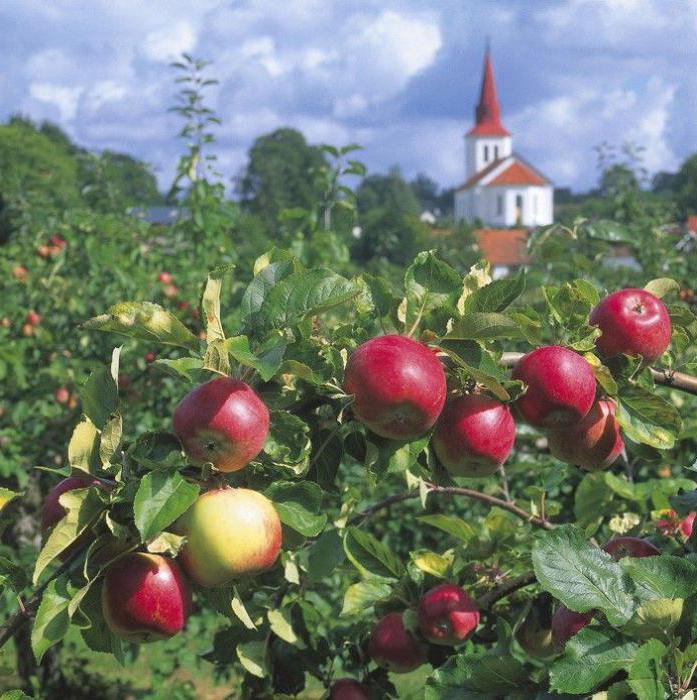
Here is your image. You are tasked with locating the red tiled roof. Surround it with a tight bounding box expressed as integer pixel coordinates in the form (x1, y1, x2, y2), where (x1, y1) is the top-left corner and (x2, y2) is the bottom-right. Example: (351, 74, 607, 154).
(466, 49, 510, 138)
(457, 158, 505, 190)
(488, 160, 548, 186)
(474, 228, 529, 266)
(687, 215, 697, 233)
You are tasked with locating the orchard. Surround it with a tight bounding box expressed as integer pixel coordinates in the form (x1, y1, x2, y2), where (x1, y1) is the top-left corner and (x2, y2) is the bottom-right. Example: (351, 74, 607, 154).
(2, 57, 697, 700)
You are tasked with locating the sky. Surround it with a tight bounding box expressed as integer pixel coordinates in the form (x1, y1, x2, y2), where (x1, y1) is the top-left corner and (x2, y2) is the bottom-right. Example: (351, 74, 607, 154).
(1, 0, 695, 193)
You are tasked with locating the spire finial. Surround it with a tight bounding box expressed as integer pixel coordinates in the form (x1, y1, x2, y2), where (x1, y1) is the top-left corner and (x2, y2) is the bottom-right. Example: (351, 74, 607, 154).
(485, 35, 491, 54)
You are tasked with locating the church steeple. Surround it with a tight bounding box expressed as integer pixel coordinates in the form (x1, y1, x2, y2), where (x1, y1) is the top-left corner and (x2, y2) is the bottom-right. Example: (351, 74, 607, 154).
(467, 47, 510, 137)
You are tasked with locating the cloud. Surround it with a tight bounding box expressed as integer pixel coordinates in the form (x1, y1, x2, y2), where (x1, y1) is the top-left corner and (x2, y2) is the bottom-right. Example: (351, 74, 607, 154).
(143, 21, 197, 62)
(28, 82, 83, 121)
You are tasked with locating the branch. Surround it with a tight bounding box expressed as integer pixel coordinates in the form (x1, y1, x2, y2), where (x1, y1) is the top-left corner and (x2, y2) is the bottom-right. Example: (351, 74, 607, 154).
(500, 352, 697, 397)
(348, 481, 553, 530)
(476, 571, 537, 609)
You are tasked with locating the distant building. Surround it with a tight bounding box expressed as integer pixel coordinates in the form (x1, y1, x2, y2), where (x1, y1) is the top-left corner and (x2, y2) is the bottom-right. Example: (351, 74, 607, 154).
(473, 228, 528, 279)
(454, 49, 553, 227)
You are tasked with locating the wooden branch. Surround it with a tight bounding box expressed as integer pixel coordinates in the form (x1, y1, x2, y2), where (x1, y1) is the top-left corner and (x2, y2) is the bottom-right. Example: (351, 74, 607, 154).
(476, 571, 537, 609)
(500, 352, 697, 397)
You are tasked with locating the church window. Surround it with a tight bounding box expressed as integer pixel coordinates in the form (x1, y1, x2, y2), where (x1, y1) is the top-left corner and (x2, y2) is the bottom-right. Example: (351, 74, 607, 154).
(483, 145, 489, 162)
(494, 145, 499, 159)
(497, 194, 503, 215)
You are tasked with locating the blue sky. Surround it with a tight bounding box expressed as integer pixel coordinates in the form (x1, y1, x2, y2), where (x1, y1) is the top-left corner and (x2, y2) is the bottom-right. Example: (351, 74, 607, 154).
(2, 0, 695, 193)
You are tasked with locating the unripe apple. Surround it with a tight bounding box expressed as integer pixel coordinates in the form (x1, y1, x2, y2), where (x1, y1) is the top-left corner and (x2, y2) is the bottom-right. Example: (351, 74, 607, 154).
(175, 488, 282, 587)
(367, 612, 427, 674)
(512, 346, 596, 428)
(432, 395, 515, 477)
(173, 377, 270, 473)
(551, 606, 594, 649)
(344, 335, 446, 440)
(589, 288, 671, 363)
(26, 310, 41, 326)
(157, 272, 173, 284)
(602, 536, 661, 560)
(418, 583, 480, 645)
(55, 386, 70, 404)
(328, 678, 370, 700)
(102, 553, 192, 642)
(546, 398, 624, 471)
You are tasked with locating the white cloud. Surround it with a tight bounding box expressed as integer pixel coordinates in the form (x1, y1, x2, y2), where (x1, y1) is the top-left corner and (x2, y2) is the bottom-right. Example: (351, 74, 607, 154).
(28, 82, 83, 121)
(143, 21, 196, 62)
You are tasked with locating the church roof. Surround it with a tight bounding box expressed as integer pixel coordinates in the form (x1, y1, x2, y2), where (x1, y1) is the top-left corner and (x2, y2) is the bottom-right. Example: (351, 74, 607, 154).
(467, 49, 510, 137)
(456, 154, 551, 191)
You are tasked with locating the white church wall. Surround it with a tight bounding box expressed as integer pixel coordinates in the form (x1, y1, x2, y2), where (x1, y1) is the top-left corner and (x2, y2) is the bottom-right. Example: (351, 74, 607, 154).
(465, 136, 512, 177)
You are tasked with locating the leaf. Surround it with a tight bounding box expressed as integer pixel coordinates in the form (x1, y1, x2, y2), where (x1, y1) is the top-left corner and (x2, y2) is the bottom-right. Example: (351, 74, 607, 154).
(425, 653, 530, 699)
(231, 586, 257, 630)
(341, 579, 392, 616)
(268, 608, 303, 646)
(224, 335, 285, 381)
(265, 481, 327, 537)
(68, 419, 100, 473)
(550, 627, 638, 694)
(75, 580, 124, 660)
(133, 471, 199, 542)
(412, 550, 452, 578)
(0, 556, 27, 592)
(202, 265, 233, 343)
(343, 527, 404, 580)
(81, 349, 120, 429)
(621, 555, 697, 601)
(617, 385, 682, 450)
(417, 514, 475, 543)
(460, 269, 526, 314)
(644, 278, 679, 299)
(446, 312, 521, 341)
(154, 356, 205, 381)
(31, 575, 72, 663)
(33, 487, 105, 584)
(263, 412, 312, 475)
(99, 413, 122, 468)
(307, 529, 346, 582)
(259, 269, 357, 329)
(628, 640, 668, 700)
(574, 472, 615, 528)
(203, 339, 230, 375)
(0, 691, 34, 699)
(236, 640, 267, 678)
(670, 489, 697, 515)
(127, 431, 184, 470)
(241, 258, 297, 325)
(0, 487, 21, 514)
(531, 525, 636, 625)
(621, 598, 683, 641)
(85, 302, 199, 350)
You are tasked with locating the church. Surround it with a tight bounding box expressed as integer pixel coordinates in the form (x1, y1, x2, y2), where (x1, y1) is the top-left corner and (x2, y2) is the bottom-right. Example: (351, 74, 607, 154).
(454, 49, 553, 227)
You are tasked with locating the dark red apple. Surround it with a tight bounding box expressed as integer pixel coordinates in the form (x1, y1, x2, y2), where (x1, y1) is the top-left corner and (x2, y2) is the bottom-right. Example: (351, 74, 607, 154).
(432, 395, 515, 477)
(367, 612, 427, 674)
(551, 606, 594, 649)
(512, 346, 596, 428)
(546, 398, 624, 471)
(590, 288, 671, 363)
(173, 377, 270, 473)
(343, 335, 446, 440)
(602, 536, 661, 560)
(328, 678, 370, 700)
(101, 553, 192, 642)
(418, 583, 480, 645)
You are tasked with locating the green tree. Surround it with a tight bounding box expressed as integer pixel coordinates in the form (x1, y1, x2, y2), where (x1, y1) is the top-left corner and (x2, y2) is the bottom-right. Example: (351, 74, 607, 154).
(237, 128, 326, 230)
(672, 153, 697, 218)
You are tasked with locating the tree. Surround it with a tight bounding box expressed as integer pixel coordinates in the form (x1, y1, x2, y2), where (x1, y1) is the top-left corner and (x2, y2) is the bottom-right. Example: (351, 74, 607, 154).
(237, 128, 327, 230)
(410, 173, 440, 213)
(672, 153, 697, 218)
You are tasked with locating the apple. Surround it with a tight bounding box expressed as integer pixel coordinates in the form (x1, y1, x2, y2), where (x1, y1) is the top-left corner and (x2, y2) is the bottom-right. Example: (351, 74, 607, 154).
(144, 351, 156, 363)
(175, 488, 281, 587)
(589, 288, 671, 363)
(1, 318, 11, 329)
(343, 335, 446, 440)
(328, 679, 370, 700)
(49, 234, 66, 248)
(12, 266, 28, 279)
(164, 284, 178, 298)
(418, 583, 480, 645)
(681, 513, 696, 538)
(546, 398, 624, 471)
(26, 311, 41, 326)
(177, 301, 189, 311)
(21, 323, 34, 337)
(367, 612, 427, 674)
(512, 346, 596, 428)
(157, 272, 173, 284)
(432, 395, 515, 477)
(551, 606, 595, 649)
(102, 553, 192, 642)
(173, 377, 270, 473)
(55, 387, 70, 404)
(602, 536, 661, 560)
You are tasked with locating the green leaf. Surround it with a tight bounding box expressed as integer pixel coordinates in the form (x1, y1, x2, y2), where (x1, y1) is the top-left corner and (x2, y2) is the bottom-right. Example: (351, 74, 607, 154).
(202, 265, 233, 343)
(343, 526, 404, 580)
(241, 257, 298, 325)
(99, 413, 122, 468)
(617, 385, 682, 450)
(628, 640, 668, 700)
(621, 555, 697, 601)
(307, 529, 346, 582)
(127, 431, 184, 470)
(133, 471, 199, 542)
(75, 580, 124, 661)
(259, 269, 357, 329)
(412, 550, 452, 578)
(644, 278, 679, 299)
(670, 489, 697, 515)
(68, 418, 101, 473)
(341, 579, 392, 616)
(33, 487, 105, 584)
(31, 575, 72, 663)
(0, 556, 27, 593)
(0, 487, 21, 514)
(263, 412, 312, 475)
(268, 608, 303, 646)
(154, 356, 205, 382)
(0, 691, 34, 699)
(460, 269, 526, 314)
(550, 627, 638, 694)
(425, 653, 530, 699)
(231, 586, 257, 630)
(81, 348, 120, 429)
(574, 472, 615, 528)
(622, 598, 683, 641)
(265, 481, 327, 537)
(236, 640, 267, 678)
(202, 339, 230, 375)
(85, 302, 199, 350)
(417, 514, 475, 543)
(532, 525, 636, 625)
(446, 312, 521, 341)
(224, 335, 285, 381)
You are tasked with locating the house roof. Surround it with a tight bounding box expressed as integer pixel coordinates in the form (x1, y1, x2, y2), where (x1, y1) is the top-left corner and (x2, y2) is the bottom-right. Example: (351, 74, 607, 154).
(466, 49, 510, 138)
(686, 215, 697, 234)
(457, 158, 505, 190)
(474, 228, 529, 266)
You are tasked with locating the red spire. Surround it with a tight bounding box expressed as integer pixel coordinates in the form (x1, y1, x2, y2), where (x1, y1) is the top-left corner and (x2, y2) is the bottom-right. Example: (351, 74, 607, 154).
(467, 47, 510, 137)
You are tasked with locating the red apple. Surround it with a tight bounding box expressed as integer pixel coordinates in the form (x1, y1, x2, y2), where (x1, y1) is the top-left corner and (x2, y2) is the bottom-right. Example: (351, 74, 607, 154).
(49, 234, 66, 248)
(328, 679, 370, 700)
(157, 272, 173, 284)
(144, 351, 156, 363)
(546, 398, 624, 471)
(26, 311, 41, 326)
(512, 346, 596, 428)
(367, 612, 427, 674)
(102, 553, 192, 642)
(681, 513, 696, 538)
(551, 606, 595, 649)
(432, 395, 515, 477)
(36, 245, 51, 258)
(55, 387, 70, 404)
(173, 377, 270, 473)
(343, 335, 446, 440)
(418, 583, 480, 645)
(589, 288, 671, 364)
(602, 536, 661, 560)
(176, 488, 282, 587)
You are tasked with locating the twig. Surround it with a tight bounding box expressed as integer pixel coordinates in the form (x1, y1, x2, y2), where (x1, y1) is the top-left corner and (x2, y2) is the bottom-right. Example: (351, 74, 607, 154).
(476, 572, 537, 609)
